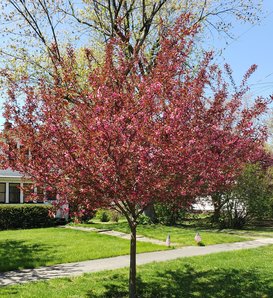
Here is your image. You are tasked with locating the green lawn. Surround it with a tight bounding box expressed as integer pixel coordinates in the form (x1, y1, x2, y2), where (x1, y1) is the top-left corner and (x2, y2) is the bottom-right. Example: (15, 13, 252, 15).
(1, 245, 273, 297)
(73, 222, 252, 246)
(0, 227, 167, 272)
(219, 227, 273, 238)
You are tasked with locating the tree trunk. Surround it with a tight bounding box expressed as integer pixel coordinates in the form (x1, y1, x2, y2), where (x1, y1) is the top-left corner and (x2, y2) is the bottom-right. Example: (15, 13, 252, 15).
(211, 193, 222, 223)
(129, 223, 137, 298)
(212, 204, 221, 223)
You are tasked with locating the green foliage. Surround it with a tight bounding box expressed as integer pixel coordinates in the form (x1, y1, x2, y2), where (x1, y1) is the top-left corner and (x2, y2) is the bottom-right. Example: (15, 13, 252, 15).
(96, 209, 111, 222)
(0, 204, 54, 230)
(219, 164, 273, 229)
(109, 210, 121, 223)
(0, 0, 264, 84)
(137, 214, 153, 225)
(154, 203, 187, 225)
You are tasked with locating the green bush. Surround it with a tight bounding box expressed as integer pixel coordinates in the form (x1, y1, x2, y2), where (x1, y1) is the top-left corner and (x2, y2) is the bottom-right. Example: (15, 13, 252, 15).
(217, 164, 273, 229)
(137, 214, 153, 225)
(96, 209, 110, 222)
(154, 203, 186, 225)
(109, 210, 121, 222)
(0, 204, 54, 230)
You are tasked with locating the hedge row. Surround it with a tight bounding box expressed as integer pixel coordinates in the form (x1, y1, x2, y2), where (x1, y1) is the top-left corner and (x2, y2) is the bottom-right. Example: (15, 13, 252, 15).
(0, 204, 55, 230)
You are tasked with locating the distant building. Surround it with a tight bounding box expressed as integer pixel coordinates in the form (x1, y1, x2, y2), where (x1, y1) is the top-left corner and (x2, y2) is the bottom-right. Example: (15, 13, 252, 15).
(0, 169, 55, 204)
(192, 197, 214, 212)
(0, 169, 31, 204)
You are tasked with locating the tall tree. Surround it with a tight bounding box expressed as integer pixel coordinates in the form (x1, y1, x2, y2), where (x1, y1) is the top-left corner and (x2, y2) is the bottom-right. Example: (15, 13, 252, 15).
(214, 163, 273, 229)
(0, 14, 270, 298)
(0, 0, 263, 83)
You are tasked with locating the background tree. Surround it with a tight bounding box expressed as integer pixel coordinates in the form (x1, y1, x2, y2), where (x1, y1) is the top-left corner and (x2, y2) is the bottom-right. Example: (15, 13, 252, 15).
(0, 0, 263, 84)
(153, 201, 188, 226)
(1, 13, 270, 297)
(216, 163, 273, 229)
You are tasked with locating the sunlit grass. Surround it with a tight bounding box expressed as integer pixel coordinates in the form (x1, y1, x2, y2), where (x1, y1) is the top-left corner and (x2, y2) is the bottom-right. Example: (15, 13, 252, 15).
(1, 245, 273, 297)
(73, 222, 252, 246)
(0, 227, 167, 272)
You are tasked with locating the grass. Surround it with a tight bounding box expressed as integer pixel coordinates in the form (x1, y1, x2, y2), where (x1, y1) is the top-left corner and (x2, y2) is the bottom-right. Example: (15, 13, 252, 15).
(219, 227, 273, 238)
(1, 245, 273, 297)
(0, 227, 167, 272)
(72, 221, 252, 246)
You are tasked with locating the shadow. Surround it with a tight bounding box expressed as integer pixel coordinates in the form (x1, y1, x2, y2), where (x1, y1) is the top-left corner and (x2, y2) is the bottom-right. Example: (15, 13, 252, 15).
(1, 262, 273, 297)
(0, 261, 90, 287)
(86, 265, 273, 298)
(0, 239, 55, 272)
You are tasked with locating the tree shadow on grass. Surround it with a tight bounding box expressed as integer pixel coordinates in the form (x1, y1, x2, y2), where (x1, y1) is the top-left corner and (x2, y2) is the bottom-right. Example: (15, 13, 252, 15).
(88, 264, 273, 298)
(0, 239, 56, 272)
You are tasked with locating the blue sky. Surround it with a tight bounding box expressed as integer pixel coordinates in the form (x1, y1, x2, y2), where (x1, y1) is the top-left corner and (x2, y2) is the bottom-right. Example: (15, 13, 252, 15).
(210, 0, 273, 99)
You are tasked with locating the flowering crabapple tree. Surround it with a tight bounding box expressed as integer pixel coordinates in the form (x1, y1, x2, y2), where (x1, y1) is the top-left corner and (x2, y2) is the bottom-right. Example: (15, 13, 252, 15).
(0, 14, 270, 298)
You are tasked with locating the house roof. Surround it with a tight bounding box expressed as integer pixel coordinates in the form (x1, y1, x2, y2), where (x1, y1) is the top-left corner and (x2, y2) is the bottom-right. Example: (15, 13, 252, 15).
(0, 169, 24, 178)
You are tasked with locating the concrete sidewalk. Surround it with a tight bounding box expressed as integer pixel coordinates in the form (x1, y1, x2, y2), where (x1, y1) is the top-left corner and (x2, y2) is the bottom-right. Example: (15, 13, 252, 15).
(64, 225, 179, 246)
(1, 238, 273, 287)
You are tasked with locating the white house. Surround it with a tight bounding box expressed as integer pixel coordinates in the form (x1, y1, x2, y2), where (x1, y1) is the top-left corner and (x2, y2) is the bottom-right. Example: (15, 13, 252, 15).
(0, 168, 69, 219)
(0, 169, 31, 204)
(0, 169, 56, 204)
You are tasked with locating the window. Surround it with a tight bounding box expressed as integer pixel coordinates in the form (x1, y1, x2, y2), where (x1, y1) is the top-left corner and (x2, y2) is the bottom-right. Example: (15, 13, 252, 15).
(0, 183, 5, 203)
(9, 183, 20, 203)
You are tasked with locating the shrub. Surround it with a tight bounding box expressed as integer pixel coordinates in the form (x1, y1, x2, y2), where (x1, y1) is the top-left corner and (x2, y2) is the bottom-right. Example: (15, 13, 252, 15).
(110, 210, 121, 222)
(137, 214, 153, 225)
(217, 164, 273, 229)
(154, 202, 186, 225)
(0, 204, 54, 230)
(96, 209, 110, 222)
